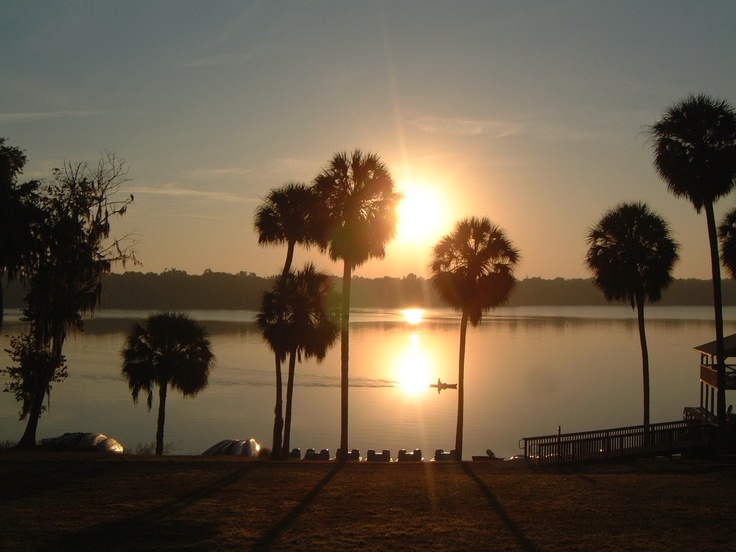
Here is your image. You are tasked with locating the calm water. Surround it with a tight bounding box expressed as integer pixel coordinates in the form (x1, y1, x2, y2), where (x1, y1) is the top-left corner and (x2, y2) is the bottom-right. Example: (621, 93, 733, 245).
(2, 306, 735, 460)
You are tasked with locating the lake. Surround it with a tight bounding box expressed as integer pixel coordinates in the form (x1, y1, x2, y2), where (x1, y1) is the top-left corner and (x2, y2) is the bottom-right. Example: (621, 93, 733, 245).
(2, 306, 735, 460)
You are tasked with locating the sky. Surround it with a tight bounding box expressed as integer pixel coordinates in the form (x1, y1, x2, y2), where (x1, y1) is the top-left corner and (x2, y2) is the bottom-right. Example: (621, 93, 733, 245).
(2, 1, 736, 280)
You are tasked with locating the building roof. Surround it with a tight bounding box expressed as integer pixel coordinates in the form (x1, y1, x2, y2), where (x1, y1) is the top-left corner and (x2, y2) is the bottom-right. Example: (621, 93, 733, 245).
(694, 334, 736, 357)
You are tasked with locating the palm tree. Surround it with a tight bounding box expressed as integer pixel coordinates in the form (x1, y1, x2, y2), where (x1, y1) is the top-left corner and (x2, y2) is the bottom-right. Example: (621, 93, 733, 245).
(313, 150, 401, 459)
(718, 209, 736, 278)
(121, 312, 214, 455)
(254, 182, 320, 279)
(649, 94, 736, 442)
(257, 264, 339, 457)
(429, 217, 519, 460)
(586, 202, 679, 428)
(254, 182, 321, 460)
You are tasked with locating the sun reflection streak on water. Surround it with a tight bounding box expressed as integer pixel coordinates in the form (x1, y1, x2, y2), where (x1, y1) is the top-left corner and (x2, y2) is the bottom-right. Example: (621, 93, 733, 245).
(396, 333, 432, 395)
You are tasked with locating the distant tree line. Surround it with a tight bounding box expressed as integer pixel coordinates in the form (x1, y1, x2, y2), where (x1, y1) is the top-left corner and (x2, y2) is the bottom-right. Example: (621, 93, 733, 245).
(6, 271, 736, 310)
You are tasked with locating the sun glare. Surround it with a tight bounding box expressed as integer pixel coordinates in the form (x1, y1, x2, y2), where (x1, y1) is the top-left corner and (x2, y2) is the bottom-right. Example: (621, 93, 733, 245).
(397, 182, 444, 244)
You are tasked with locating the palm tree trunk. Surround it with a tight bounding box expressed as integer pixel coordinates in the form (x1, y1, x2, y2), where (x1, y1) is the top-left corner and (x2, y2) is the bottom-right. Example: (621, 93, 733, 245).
(705, 202, 727, 453)
(282, 348, 298, 458)
(455, 311, 469, 461)
(282, 242, 295, 280)
(635, 295, 650, 429)
(271, 353, 284, 460)
(339, 261, 352, 461)
(155, 381, 168, 455)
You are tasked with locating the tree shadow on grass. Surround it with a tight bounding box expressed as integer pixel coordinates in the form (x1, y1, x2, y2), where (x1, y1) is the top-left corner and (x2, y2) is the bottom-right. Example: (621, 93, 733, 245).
(0, 459, 100, 503)
(461, 463, 541, 552)
(253, 463, 343, 550)
(41, 463, 263, 552)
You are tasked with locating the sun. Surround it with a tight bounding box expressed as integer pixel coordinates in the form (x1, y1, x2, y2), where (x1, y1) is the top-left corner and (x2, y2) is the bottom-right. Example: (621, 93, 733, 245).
(397, 182, 445, 244)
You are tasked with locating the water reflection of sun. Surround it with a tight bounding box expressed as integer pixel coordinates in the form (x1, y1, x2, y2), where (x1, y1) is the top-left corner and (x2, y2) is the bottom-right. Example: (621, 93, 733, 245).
(402, 308, 423, 325)
(396, 333, 431, 395)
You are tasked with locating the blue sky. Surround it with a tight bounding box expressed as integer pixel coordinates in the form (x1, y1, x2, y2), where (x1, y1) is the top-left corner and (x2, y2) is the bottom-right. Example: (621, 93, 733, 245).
(2, 1, 736, 279)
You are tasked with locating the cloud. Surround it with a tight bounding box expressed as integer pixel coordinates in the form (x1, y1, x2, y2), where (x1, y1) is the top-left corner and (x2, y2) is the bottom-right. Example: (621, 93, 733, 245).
(183, 167, 257, 179)
(0, 110, 109, 122)
(129, 185, 255, 203)
(183, 51, 256, 68)
(411, 116, 521, 138)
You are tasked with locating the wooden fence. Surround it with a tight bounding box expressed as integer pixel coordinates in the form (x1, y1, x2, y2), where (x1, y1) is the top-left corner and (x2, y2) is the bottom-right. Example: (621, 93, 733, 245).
(520, 421, 713, 466)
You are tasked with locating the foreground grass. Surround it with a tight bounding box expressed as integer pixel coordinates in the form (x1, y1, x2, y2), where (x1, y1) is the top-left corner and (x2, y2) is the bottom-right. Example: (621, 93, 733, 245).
(1, 452, 735, 551)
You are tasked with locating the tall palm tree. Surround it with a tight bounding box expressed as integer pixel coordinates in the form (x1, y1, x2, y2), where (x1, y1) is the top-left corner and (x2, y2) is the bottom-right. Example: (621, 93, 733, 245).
(254, 182, 321, 460)
(121, 313, 214, 455)
(313, 150, 401, 459)
(718, 209, 736, 278)
(586, 202, 679, 428)
(257, 264, 339, 457)
(649, 94, 736, 442)
(430, 217, 519, 460)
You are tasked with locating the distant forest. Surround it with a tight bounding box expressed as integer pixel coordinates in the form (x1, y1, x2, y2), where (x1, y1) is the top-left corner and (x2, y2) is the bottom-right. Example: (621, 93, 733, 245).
(5, 269, 736, 310)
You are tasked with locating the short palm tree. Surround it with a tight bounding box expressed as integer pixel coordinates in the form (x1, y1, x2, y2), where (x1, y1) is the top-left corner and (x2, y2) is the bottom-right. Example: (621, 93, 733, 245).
(586, 202, 679, 428)
(430, 217, 519, 460)
(257, 264, 339, 457)
(254, 182, 321, 460)
(313, 150, 401, 459)
(121, 313, 215, 455)
(649, 94, 736, 437)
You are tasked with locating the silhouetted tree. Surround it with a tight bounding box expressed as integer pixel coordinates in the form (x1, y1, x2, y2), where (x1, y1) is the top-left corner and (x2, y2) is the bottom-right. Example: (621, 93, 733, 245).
(121, 313, 214, 455)
(254, 182, 322, 459)
(0, 138, 41, 332)
(719, 209, 736, 278)
(313, 150, 401, 459)
(649, 94, 736, 443)
(254, 183, 321, 278)
(257, 264, 339, 457)
(430, 217, 519, 460)
(13, 153, 135, 448)
(1, 332, 67, 422)
(586, 202, 679, 428)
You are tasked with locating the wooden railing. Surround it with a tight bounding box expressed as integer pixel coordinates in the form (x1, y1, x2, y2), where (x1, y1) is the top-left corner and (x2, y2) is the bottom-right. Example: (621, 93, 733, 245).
(520, 421, 713, 466)
(699, 364, 736, 389)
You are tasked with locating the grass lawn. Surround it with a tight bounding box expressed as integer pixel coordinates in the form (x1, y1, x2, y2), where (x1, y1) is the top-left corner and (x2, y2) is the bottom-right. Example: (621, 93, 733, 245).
(1, 451, 735, 551)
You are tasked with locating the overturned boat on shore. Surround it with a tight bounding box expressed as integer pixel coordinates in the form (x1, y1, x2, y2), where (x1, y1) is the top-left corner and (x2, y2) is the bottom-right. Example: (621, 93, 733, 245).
(201, 438, 261, 457)
(41, 432, 125, 454)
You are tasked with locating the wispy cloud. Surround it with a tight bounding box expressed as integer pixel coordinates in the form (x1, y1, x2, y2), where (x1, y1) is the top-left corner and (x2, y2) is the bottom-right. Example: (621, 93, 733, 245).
(183, 167, 257, 179)
(129, 185, 255, 203)
(411, 116, 521, 138)
(183, 51, 256, 68)
(0, 110, 109, 122)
